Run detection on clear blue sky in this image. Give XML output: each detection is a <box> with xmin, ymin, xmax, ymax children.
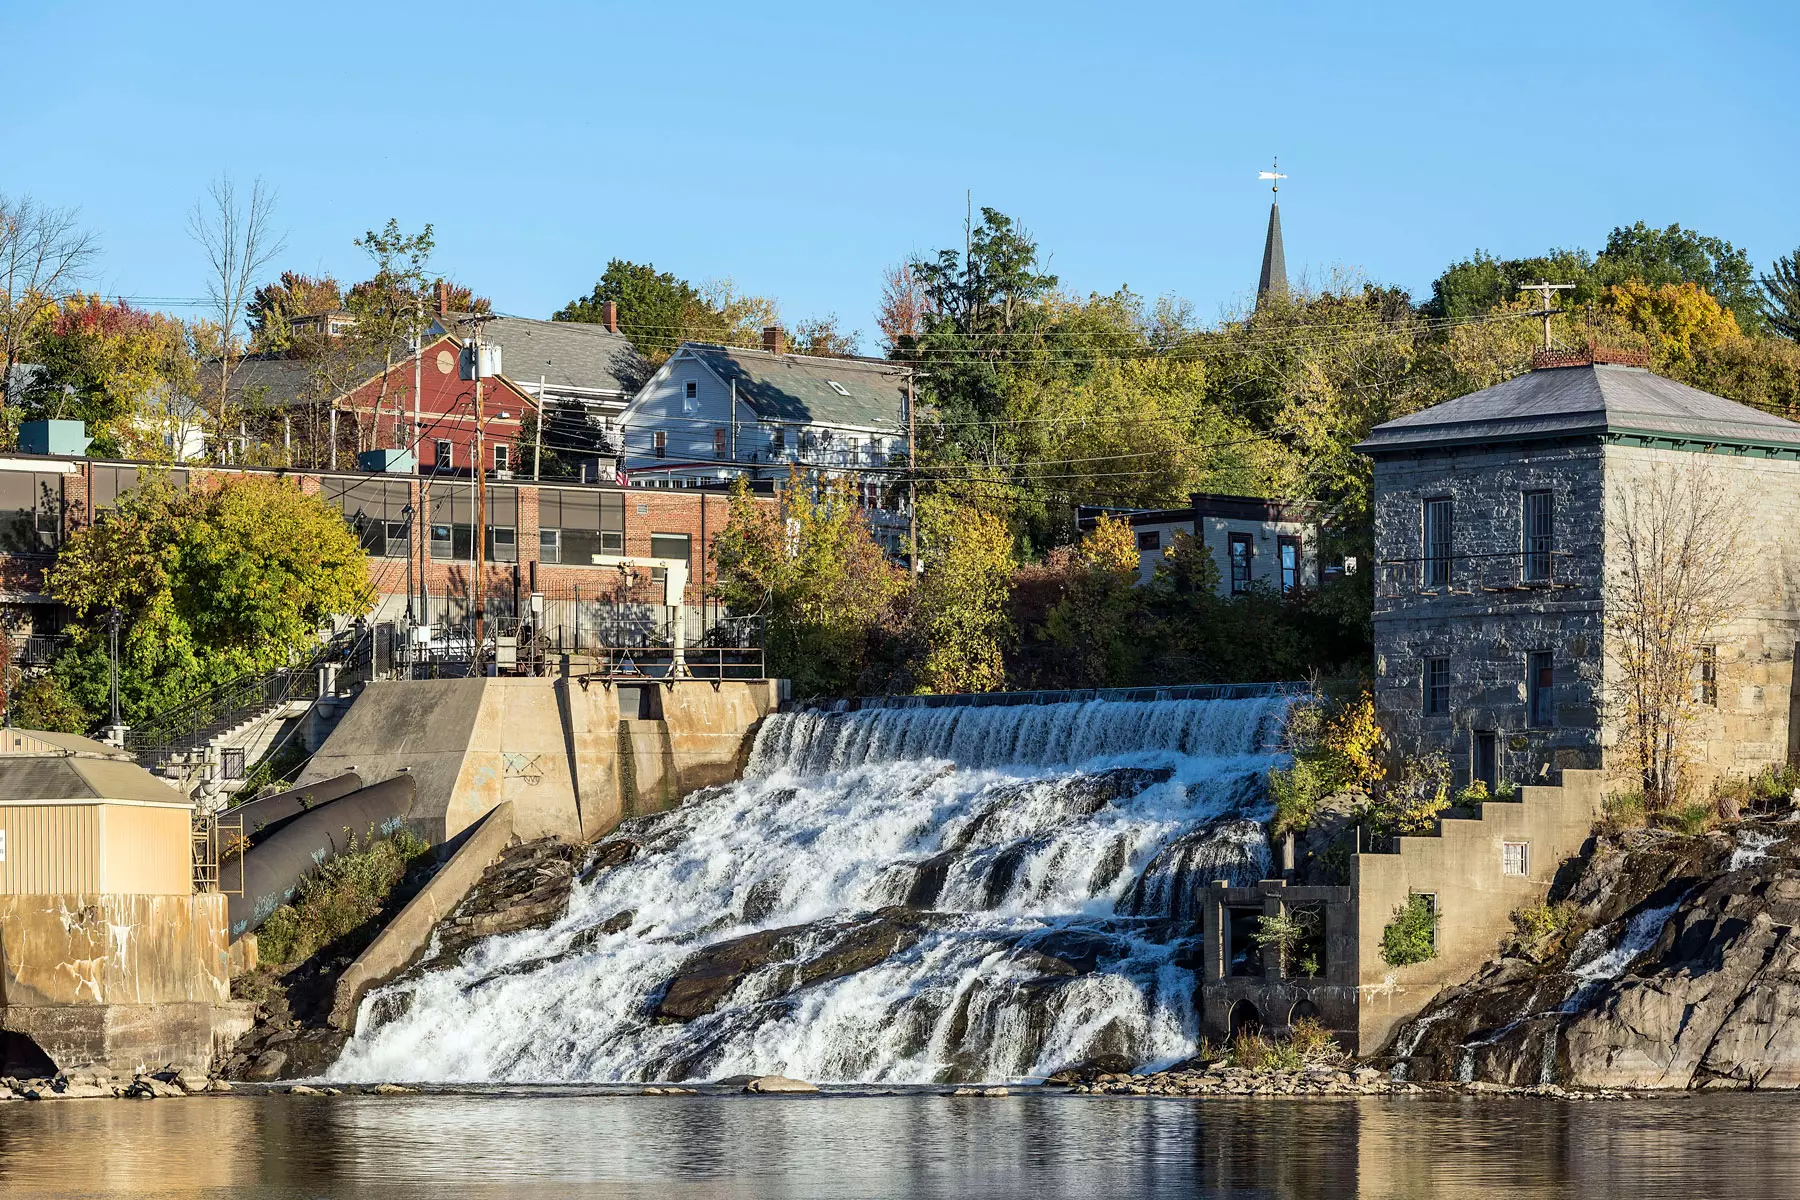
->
<box><xmin>7</xmin><ymin>1</ymin><xmax>1796</xmax><ymax>348</ymax></box>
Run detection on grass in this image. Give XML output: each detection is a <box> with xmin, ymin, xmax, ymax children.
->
<box><xmin>256</xmin><ymin>824</ymin><xmax>434</xmax><ymax>967</ymax></box>
<box><xmin>1229</xmin><ymin>1019</ymin><xmax>1344</xmax><ymax>1074</ymax></box>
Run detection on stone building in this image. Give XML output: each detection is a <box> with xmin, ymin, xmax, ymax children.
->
<box><xmin>1358</xmin><ymin>356</ymin><xmax>1800</xmax><ymax>794</ymax></box>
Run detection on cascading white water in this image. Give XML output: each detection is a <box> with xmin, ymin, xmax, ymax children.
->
<box><xmin>328</xmin><ymin>694</ymin><xmax>1292</xmax><ymax>1085</ymax></box>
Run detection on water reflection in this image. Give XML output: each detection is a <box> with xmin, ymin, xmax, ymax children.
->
<box><xmin>2</xmin><ymin>1091</ymin><xmax>1800</xmax><ymax>1198</ymax></box>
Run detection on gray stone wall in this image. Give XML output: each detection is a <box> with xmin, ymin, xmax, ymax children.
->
<box><xmin>1372</xmin><ymin>441</ymin><xmax>1606</xmax><ymax>788</ymax></box>
<box><xmin>1373</xmin><ymin>438</ymin><xmax>1800</xmax><ymax>795</ymax></box>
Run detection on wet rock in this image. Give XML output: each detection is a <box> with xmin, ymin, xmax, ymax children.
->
<box><xmin>744</xmin><ymin>1075</ymin><xmax>818</xmax><ymax>1093</ymax></box>
<box><xmin>245</xmin><ymin>1051</ymin><xmax>288</xmax><ymax>1082</ymax></box>
<box><xmin>655</xmin><ymin>910</ymin><xmax>931</xmax><ymax>1021</ymax></box>
<box><xmin>288</xmin><ymin>1085</ymin><xmax>324</xmax><ymax>1095</ymax></box>
<box><xmin>371</xmin><ymin>1083</ymin><xmax>418</xmax><ymax>1095</ymax></box>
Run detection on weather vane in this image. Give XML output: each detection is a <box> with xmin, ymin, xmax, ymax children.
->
<box><xmin>1258</xmin><ymin>158</ymin><xmax>1287</xmax><ymax>195</ymax></box>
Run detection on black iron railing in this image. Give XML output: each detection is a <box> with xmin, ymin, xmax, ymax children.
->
<box><xmin>1375</xmin><ymin>550</ymin><xmax>1578</xmax><ymax>599</ymax></box>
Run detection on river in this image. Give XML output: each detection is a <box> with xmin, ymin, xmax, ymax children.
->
<box><xmin>5</xmin><ymin>1090</ymin><xmax>1800</xmax><ymax>1198</ymax></box>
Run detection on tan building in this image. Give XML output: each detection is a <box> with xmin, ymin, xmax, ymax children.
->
<box><xmin>0</xmin><ymin>730</ymin><xmax>248</xmax><ymax>1077</ymax></box>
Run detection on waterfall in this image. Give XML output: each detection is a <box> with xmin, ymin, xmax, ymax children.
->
<box><xmin>328</xmin><ymin>693</ymin><xmax>1293</xmax><ymax>1085</ymax></box>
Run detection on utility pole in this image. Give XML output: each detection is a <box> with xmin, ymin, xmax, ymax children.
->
<box><xmin>1518</xmin><ymin>281</ymin><xmax>1576</xmax><ymax>353</ymax></box>
<box><xmin>471</xmin><ymin>316</ymin><xmax>489</xmax><ymax>669</ymax></box>
<box><xmin>906</xmin><ymin>371</ymin><xmax>917</xmax><ymax>572</ymax></box>
<box><xmin>534</xmin><ymin>374</ymin><xmax>545</xmax><ymax>482</ymax></box>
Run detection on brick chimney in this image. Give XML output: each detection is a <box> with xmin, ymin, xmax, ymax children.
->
<box><xmin>601</xmin><ymin>300</ymin><xmax>618</xmax><ymax>334</ymax></box>
<box><xmin>762</xmin><ymin>325</ymin><xmax>786</xmax><ymax>355</ymax></box>
<box><xmin>435</xmin><ymin>280</ymin><xmax>449</xmax><ymax>316</ymax></box>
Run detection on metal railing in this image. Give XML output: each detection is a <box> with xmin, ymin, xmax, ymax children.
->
<box><xmin>14</xmin><ymin>634</ymin><xmax>69</xmax><ymax>665</ymax></box>
<box><xmin>1375</xmin><ymin>550</ymin><xmax>1578</xmax><ymax>599</ymax></box>
<box><xmin>124</xmin><ymin>664</ymin><xmax>322</xmax><ymax>764</ymax></box>
<box><xmin>578</xmin><ymin>645</ymin><xmax>766</xmax><ymax>681</ymax></box>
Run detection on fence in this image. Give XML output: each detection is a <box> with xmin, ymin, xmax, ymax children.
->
<box><xmin>1375</xmin><ymin>550</ymin><xmax>1578</xmax><ymax>600</ymax></box>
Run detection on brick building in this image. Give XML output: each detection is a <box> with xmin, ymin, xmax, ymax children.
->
<box><xmin>0</xmin><ymin>451</ymin><xmax>762</xmax><ymax>662</ymax></box>
<box><xmin>1359</xmin><ymin>356</ymin><xmax>1800</xmax><ymax>794</ymax></box>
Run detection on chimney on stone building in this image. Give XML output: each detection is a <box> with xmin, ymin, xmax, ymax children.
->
<box><xmin>601</xmin><ymin>300</ymin><xmax>619</xmax><ymax>334</ymax></box>
<box><xmin>762</xmin><ymin>325</ymin><xmax>786</xmax><ymax>355</ymax></box>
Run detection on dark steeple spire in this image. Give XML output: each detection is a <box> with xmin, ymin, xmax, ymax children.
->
<box><xmin>1256</xmin><ymin>158</ymin><xmax>1288</xmax><ymax>306</ymax></box>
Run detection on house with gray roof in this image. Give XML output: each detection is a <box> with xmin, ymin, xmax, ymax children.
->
<box><xmin>614</xmin><ymin>327</ymin><xmax>914</xmax><ymax>544</ymax></box>
<box><xmin>432</xmin><ymin>311</ymin><xmax>642</xmax><ymax>417</ymax></box>
<box><xmin>1358</xmin><ymin>354</ymin><xmax>1800</xmax><ymax>799</ymax></box>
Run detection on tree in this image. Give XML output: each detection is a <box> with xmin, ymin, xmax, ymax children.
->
<box><xmin>0</xmin><ymin>194</ymin><xmax>99</xmax><ymax>423</ymax></box>
<box><xmin>711</xmin><ymin>473</ymin><xmax>904</xmax><ymax>696</ymax></box>
<box><xmin>907</xmin><ymin>495</ymin><xmax>1015</xmax><ymax>694</ymax></box>
<box><xmin>788</xmin><ymin>315</ymin><xmax>859</xmax><ymax>358</ymax></box>
<box><xmin>1605</xmin><ymin>460</ymin><xmax>1749</xmax><ymax>806</ymax></box>
<box><xmin>20</xmin><ymin>295</ymin><xmax>199</xmax><ymax>458</ymax></box>
<box><xmin>555</xmin><ymin>259</ymin><xmax>703</xmax><ymax>359</ymax></box>
<box><xmin>345</xmin><ymin>219</ymin><xmax>436</xmax><ymax>451</ymax></box>
<box><xmin>45</xmin><ymin>473</ymin><xmax>369</xmax><ymax>723</ymax></box>
<box><xmin>247</xmin><ymin>271</ymin><xmax>344</xmax><ymax>353</ymax></box>
<box><xmin>1600</xmin><ymin>222</ymin><xmax>1761</xmax><ymax>334</ymax></box>
<box><xmin>877</xmin><ymin>262</ymin><xmax>930</xmax><ymax>351</ymax></box>
<box><xmin>188</xmin><ymin>175</ymin><xmax>285</xmax><ymax>452</ymax></box>
<box><xmin>1037</xmin><ymin>514</ymin><xmax>1142</xmax><ymax>688</ymax></box>
<box><xmin>1601</xmin><ymin>280</ymin><xmax>1741</xmax><ymax>366</ymax></box>
<box><xmin>1761</xmin><ymin>248</ymin><xmax>1800</xmax><ymax>342</ymax></box>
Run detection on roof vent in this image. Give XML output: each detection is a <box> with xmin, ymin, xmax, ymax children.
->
<box><xmin>826</xmin><ymin>380</ymin><xmax>851</xmax><ymax>397</ymax></box>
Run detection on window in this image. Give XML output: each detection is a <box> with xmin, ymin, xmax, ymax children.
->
<box><xmin>493</xmin><ymin>444</ymin><xmax>509</xmax><ymax>473</ymax></box>
<box><xmin>602</xmin><ymin>530</ymin><xmax>624</xmax><ymax>553</ymax></box>
<box><xmin>1528</xmin><ymin>651</ymin><xmax>1554</xmax><ymax>727</ymax></box>
<box><xmin>770</xmin><ymin>427</ymin><xmax>786</xmax><ymax>455</ymax></box>
<box><xmin>1696</xmin><ymin>644</ymin><xmax>1718</xmax><ymax>705</ymax></box>
<box><xmin>1425</xmin><ymin>657</ymin><xmax>1450</xmax><ymax>714</ymax></box>
<box><xmin>486</xmin><ymin>526</ymin><xmax>516</xmax><ymax>563</ymax></box>
<box><xmin>1423</xmin><ymin>497</ymin><xmax>1452</xmax><ymax>587</ymax></box>
<box><xmin>826</xmin><ymin>380</ymin><xmax>851</xmax><ymax>397</ymax></box>
<box><xmin>683</xmin><ymin>380</ymin><xmax>699</xmax><ymax>413</ymax></box>
<box><xmin>539</xmin><ymin>528</ymin><xmax>560</xmax><ymax>564</ymax></box>
<box><xmin>432</xmin><ymin>523</ymin><xmax>472</xmax><ymax>560</ymax></box>
<box><xmin>1278</xmin><ymin>535</ymin><xmax>1301</xmax><ymax>594</ymax></box>
<box><xmin>1476</xmin><ymin>731</ymin><xmax>1498</xmax><ymax>794</ymax></box>
<box><xmin>650</xmin><ymin>533</ymin><xmax>691</xmax><ymax>564</ymax></box>
<box><xmin>434</xmin><ymin>440</ymin><xmax>453</xmax><ymax>470</ymax></box>
<box><xmin>714</xmin><ymin>429</ymin><xmax>728</xmax><ymax>459</ymax></box>
<box><xmin>1137</xmin><ymin>530</ymin><xmax>1161</xmax><ymax>551</ymax></box>
<box><xmin>1229</xmin><ymin>533</ymin><xmax>1253</xmax><ymax>594</ymax></box>
<box><xmin>653</xmin><ymin>430</ymin><xmax>667</xmax><ymax>458</ymax></box>
<box><xmin>1227</xmin><ymin>908</ymin><xmax>1262</xmax><ymax>976</ymax></box>
<box><xmin>538</xmin><ymin>487</ymin><xmax>626</xmax><ymax>567</ymax></box>
<box><xmin>1502</xmin><ymin>842</ymin><xmax>1530</xmax><ymax>877</ymax></box>
<box><xmin>1523</xmin><ymin>490</ymin><xmax>1553</xmax><ymax>583</ymax></box>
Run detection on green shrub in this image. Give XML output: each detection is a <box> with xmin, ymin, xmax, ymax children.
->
<box><xmin>256</xmin><ymin>824</ymin><xmax>433</xmax><ymax>966</ymax></box>
<box><xmin>1287</xmin><ymin>1017</ymin><xmax>1344</xmax><ymax>1064</ymax></box>
<box><xmin>1380</xmin><ymin>894</ymin><xmax>1438</xmax><ymax>967</ymax></box>
<box><xmin>1453</xmin><ymin>779</ymin><xmax>1490</xmax><ymax>809</ymax></box>
<box><xmin>1666</xmin><ymin>801</ymin><xmax>1715</xmax><ymax>836</ymax></box>
<box><xmin>1231</xmin><ymin>1031</ymin><xmax>1302</xmax><ymax>1073</ymax></box>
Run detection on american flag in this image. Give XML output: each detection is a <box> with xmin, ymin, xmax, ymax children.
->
<box><xmin>615</xmin><ymin>467</ymin><xmax>630</xmax><ymax>488</ymax></box>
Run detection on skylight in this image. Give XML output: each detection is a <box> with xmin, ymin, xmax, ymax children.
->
<box><xmin>826</xmin><ymin>380</ymin><xmax>851</xmax><ymax>397</ymax></box>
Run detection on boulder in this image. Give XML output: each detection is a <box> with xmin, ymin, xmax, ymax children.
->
<box><xmin>744</xmin><ymin>1075</ymin><xmax>818</xmax><ymax>1093</ymax></box>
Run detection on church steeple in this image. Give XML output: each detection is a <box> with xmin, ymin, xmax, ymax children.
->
<box><xmin>1256</xmin><ymin>159</ymin><xmax>1288</xmax><ymax>306</ymax></box>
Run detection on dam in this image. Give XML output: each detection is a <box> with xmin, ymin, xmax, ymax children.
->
<box><xmin>325</xmin><ymin>690</ymin><xmax>1294</xmax><ymax>1084</ymax></box>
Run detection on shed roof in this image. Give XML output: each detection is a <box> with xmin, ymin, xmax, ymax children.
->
<box><xmin>682</xmin><ymin>344</ymin><xmax>910</xmax><ymax>430</ymax></box>
<box><xmin>0</xmin><ymin>730</ymin><xmax>188</xmax><ymax>805</ymax></box>
<box><xmin>1357</xmin><ymin>363</ymin><xmax>1800</xmax><ymax>455</ymax></box>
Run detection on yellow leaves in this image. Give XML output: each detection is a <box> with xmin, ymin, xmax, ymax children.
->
<box><xmin>1602</xmin><ymin>280</ymin><xmax>1741</xmax><ymax>365</ymax></box>
<box><xmin>913</xmin><ymin>495</ymin><xmax>1016</xmax><ymax>694</ymax></box>
<box><xmin>1072</xmin><ymin>513</ymin><xmax>1139</xmax><ymax>576</ymax></box>
<box><xmin>1320</xmin><ymin>692</ymin><xmax>1384</xmax><ymax>787</ymax></box>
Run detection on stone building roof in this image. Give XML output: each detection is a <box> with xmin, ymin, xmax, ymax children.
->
<box><xmin>1357</xmin><ymin>363</ymin><xmax>1800</xmax><ymax>456</ymax></box>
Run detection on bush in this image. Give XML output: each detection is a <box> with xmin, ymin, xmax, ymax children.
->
<box><xmin>1454</xmin><ymin>779</ymin><xmax>1490</xmax><ymax>809</ymax></box>
<box><xmin>1231</xmin><ymin>1031</ymin><xmax>1302</xmax><ymax>1073</ymax></box>
<box><xmin>1507</xmin><ymin>901</ymin><xmax>1577</xmax><ymax>962</ymax></box>
<box><xmin>1380</xmin><ymin>894</ymin><xmax>1438</xmax><ymax>967</ymax></box>
<box><xmin>1364</xmin><ymin>752</ymin><xmax>1450</xmax><ymax>842</ymax></box>
<box><xmin>1267</xmin><ymin>691</ymin><xmax>1384</xmax><ymax>835</ymax></box>
<box><xmin>1286</xmin><ymin>1017</ymin><xmax>1344</xmax><ymax>1064</ymax></box>
<box><xmin>256</xmin><ymin>824</ymin><xmax>433</xmax><ymax>966</ymax></box>
<box><xmin>1665</xmin><ymin>801</ymin><xmax>1715</xmax><ymax>836</ymax></box>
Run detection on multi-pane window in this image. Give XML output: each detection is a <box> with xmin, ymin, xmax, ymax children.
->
<box><xmin>1425</xmin><ymin>657</ymin><xmax>1450</xmax><ymax>714</ymax></box>
<box><xmin>539</xmin><ymin>528</ymin><xmax>560</xmax><ymax>564</ymax></box>
<box><xmin>1528</xmin><ymin>651</ymin><xmax>1554</xmax><ymax>727</ymax></box>
<box><xmin>653</xmin><ymin>430</ymin><xmax>667</xmax><ymax>458</ymax></box>
<box><xmin>1229</xmin><ymin>533</ymin><xmax>1253</xmax><ymax>594</ymax></box>
<box><xmin>1696</xmin><ymin>644</ymin><xmax>1718</xmax><ymax>705</ymax></box>
<box><xmin>683</xmin><ymin>380</ymin><xmax>699</xmax><ymax>413</ymax></box>
<box><xmin>428</xmin><ymin>483</ymin><xmax>515</xmax><ymax>562</ymax></box>
<box><xmin>493</xmin><ymin>445</ymin><xmax>509</xmax><ymax>473</ymax></box>
<box><xmin>714</xmin><ymin>429</ymin><xmax>728</xmax><ymax>458</ymax></box>
<box><xmin>1523</xmin><ymin>490</ymin><xmax>1554</xmax><ymax>583</ymax></box>
<box><xmin>770</xmin><ymin>427</ymin><xmax>786</xmax><ymax>455</ymax></box>
<box><xmin>1278</xmin><ymin>535</ymin><xmax>1301</xmax><ymax>594</ymax></box>
<box><xmin>434</xmin><ymin>440</ymin><xmax>453</xmax><ymax>470</ymax></box>
<box><xmin>538</xmin><ymin>487</ymin><xmax>626</xmax><ymax>566</ymax></box>
<box><xmin>1423</xmin><ymin>497</ymin><xmax>1452</xmax><ymax>587</ymax></box>
<box><xmin>1502</xmin><ymin>842</ymin><xmax>1530</xmax><ymax>877</ymax></box>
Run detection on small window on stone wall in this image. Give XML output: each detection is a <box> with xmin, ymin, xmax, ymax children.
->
<box><xmin>1425</xmin><ymin>657</ymin><xmax>1450</xmax><ymax>714</ymax></box>
<box><xmin>1695</xmin><ymin>645</ymin><xmax>1718</xmax><ymax>706</ymax></box>
<box><xmin>1502</xmin><ymin>842</ymin><xmax>1529</xmax><ymax>877</ymax></box>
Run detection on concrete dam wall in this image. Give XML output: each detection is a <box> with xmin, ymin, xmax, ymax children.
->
<box><xmin>293</xmin><ymin>675</ymin><xmax>786</xmax><ymax>845</ymax></box>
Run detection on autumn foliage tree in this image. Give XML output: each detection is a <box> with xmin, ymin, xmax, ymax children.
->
<box><xmin>42</xmin><ymin>474</ymin><xmax>368</xmax><ymax>724</ymax></box>
<box><xmin>905</xmin><ymin>495</ymin><xmax>1016</xmax><ymax>694</ymax></box>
